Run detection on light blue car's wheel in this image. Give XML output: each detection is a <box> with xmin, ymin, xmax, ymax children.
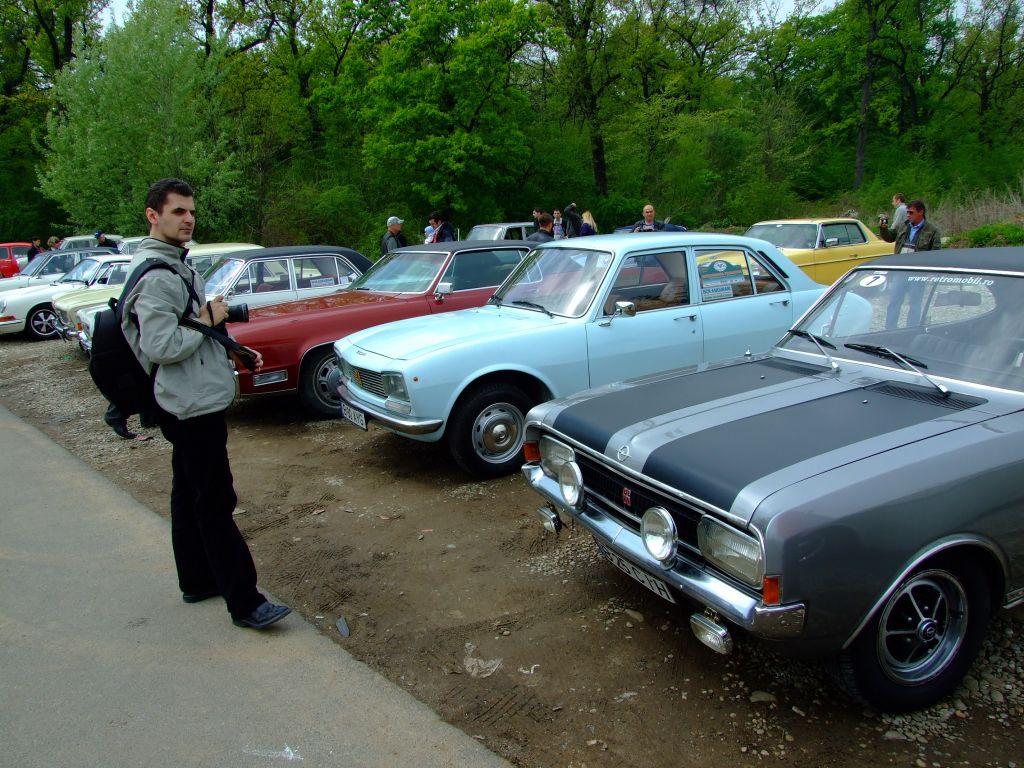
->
<box><xmin>447</xmin><ymin>382</ymin><xmax>532</xmax><ymax>479</ymax></box>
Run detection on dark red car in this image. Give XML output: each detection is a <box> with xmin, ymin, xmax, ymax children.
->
<box><xmin>0</xmin><ymin>242</ymin><xmax>32</xmax><ymax>278</ymax></box>
<box><xmin>231</xmin><ymin>241</ymin><xmax>532</xmax><ymax>417</ymax></box>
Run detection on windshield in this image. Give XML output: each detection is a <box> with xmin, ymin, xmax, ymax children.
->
<box><xmin>745</xmin><ymin>223</ymin><xmax>818</xmax><ymax>250</ymax></box>
<box><xmin>96</xmin><ymin>261</ymin><xmax>130</xmax><ymax>286</ymax></box>
<box><xmin>204</xmin><ymin>258</ymin><xmax>246</xmax><ymax>296</ymax></box>
<box><xmin>19</xmin><ymin>254</ymin><xmax>49</xmax><ymax>276</ymax></box>
<box><xmin>781</xmin><ymin>267</ymin><xmax>1024</xmax><ymax>392</ymax></box>
<box><xmin>59</xmin><ymin>257</ymin><xmax>103</xmax><ymax>283</ymax></box>
<box><xmin>349</xmin><ymin>251</ymin><xmax>448</xmax><ymax>292</ymax></box>
<box><xmin>466</xmin><ymin>225</ymin><xmax>502</xmax><ymax>240</ymax></box>
<box><xmin>495</xmin><ymin>247</ymin><xmax>613</xmax><ymax>318</ymax></box>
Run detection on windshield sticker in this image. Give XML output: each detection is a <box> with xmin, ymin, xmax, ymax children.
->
<box><xmin>907</xmin><ymin>275</ymin><xmax>995</xmax><ymax>286</ymax></box>
<box><xmin>702</xmin><ymin>284</ymin><xmax>734</xmax><ymax>300</ymax></box>
<box><xmin>859</xmin><ymin>274</ymin><xmax>887</xmax><ymax>288</ymax></box>
<box><xmin>308</xmin><ymin>277</ymin><xmax>336</xmax><ymax>288</ymax></box>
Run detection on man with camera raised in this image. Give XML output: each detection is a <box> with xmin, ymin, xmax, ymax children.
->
<box><xmin>121</xmin><ymin>178</ymin><xmax>291</xmax><ymax>631</ymax></box>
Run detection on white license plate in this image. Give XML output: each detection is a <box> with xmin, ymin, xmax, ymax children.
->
<box><xmin>597</xmin><ymin>541</ymin><xmax>676</xmax><ymax>603</ymax></box>
<box><xmin>341</xmin><ymin>402</ymin><xmax>367</xmax><ymax>430</ymax></box>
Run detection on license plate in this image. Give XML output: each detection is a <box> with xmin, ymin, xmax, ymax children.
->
<box><xmin>596</xmin><ymin>541</ymin><xmax>676</xmax><ymax>603</ymax></box>
<box><xmin>341</xmin><ymin>402</ymin><xmax>367</xmax><ymax>431</ymax></box>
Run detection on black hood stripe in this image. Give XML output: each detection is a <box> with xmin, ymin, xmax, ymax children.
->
<box><xmin>551</xmin><ymin>358</ymin><xmax>818</xmax><ymax>448</ymax></box>
<box><xmin>643</xmin><ymin>386</ymin><xmax>967</xmax><ymax>512</ymax></box>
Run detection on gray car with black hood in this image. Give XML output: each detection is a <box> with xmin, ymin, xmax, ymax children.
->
<box><xmin>522</xmin><ymin>246</ymin><xmax>1024</xmax><ymax>712</ymax></box>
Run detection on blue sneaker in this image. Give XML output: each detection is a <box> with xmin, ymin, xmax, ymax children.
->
<box><xmin>232</xmin><ymin>601</ymin><xmax>292</xmax><ymax>629</ymax></box>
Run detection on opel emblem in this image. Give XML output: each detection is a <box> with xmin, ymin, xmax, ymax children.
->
<box><xmin>622</xmin><ymin>487</ymin><xmax>632</xmax><ymax>507</ymax></box>
<box><xmin>617</xmin><ymin>445</ymin><xmax>630</xmax><ymax>462</ymax></box>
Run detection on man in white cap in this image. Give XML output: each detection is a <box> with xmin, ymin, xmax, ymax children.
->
<box><xmin>381</xmin><ymin>215</ymin><xmax>407</xmax><ymax>256</ymax></box>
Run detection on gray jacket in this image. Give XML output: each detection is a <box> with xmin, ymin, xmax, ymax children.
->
<box><xmin>121</xmin><ymin>238</ymin><xmax>237</xmax><ymax>419</ymax></box>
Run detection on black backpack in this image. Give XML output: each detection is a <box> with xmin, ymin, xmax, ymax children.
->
<box><xmin>88</xmin><ymin>259</ymin><xmax>183</xmax><ymax>416</ymax></box>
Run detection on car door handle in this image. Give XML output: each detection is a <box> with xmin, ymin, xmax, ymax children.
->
<box><xmin>770</xmin><ymin>299</ymin><xmax>790</xmax><ymax>307</ymax></box>
<box><xmin>674</xmin><ymin>313</ymin><xmax>698</xmax><ymax>321</ymax></box>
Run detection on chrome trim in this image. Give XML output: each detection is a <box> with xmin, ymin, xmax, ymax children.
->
<box><xmin>841</xmin><ymin>535</ymin><xmax>1011</xmax><ymax>650</ymax></box>
<box><xmin>338</xmin><ymin>379</ymin><xmax>443</xmax><ymax>435</ymax></box>
<box><xmin>523</xmin><ymin>464</ymin><xmax>806</xmax><ymax>638</ymax></box>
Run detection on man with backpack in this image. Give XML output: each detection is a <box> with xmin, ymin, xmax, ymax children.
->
<box><xmin>119</xmin><ymin>178</ymin><xmax>290</xmax><ymax>631</ymax></box>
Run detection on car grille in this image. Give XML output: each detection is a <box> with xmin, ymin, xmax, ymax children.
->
<box><xmin>576</xmin><ymin>452</ymin><xmax>705</xmax><ymax>559</ymax></box>
<box><xmin>351</xmin><ymin>366</ymin><xmax>386</xmax><ymax>398</ymax></box>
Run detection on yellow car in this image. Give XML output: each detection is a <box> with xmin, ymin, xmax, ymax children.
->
<box><xmin>744</xmin><ymin>218</ymin><xmax>893</xmax><ymax>284</ymax></box>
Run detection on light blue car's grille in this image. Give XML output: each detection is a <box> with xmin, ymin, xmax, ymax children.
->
<box><xmin>352</xmin><ymin>367</ymin><xmax>386</xmax><ymax>398</ymax></box>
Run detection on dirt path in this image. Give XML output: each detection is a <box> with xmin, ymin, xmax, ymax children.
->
<box><xmin>3</xmin><ymin>335</ymin><xmax>1021</xmax><ymax>767</ymax></box>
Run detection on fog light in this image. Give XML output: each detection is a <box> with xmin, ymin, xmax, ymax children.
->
<box><xmin>558</xmin><ymin>461</ymin><xmax>582</xmax><ymax>507</ymax></box>
<box><xmin>641</xmin><ymin>506</ymin><xmax>677</xmax><ymax>562</ymax></box>
<box><xmin>690</xmin><ymin>612</ymin><xmax>734</xmax><ymax>654</ymax></box>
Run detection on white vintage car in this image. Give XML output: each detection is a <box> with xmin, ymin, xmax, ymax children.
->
<box><xmin>0</xmin><ymin>253</ymin><xmax>130</xmax><ymax>339</ymax></box>
<box><xmin>335</xmin><ymin>232</ymin><xmax>827</xmax><ymax>477</ymax></box>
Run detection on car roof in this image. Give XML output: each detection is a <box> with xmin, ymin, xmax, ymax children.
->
<box><xmin>750</xmin><ymin>219</ymin><xmax>861</xmax><ymax>226</ymax></box>
<box><xmin>51</xmin><ymin>247</ymin><xmax>119</xmax><ymax>257</ymax></box>
<box><xmin>533</xmin><ymin>231</ymin><xmax>787</xmax><ymax>251</ymax></box>
<box><xmin>394</xmin><ymin>240</ymin><xmax>534</xmax><ymax>253</ymax></box>
<box><xmin>469</xmin><ymin>222</ymin><xmax>534</xmax><ymax>228</ymax></box>
<box><xmin>1</xmin><ymin>242</ymin><xmax>32</xmax><ymax>247</ymax></box>
<box><xmin>186</xmin><ymin>242</ymin><xmax>262</xmax><ymax>255</ymax></box>
<box><xmin>861</xmin><ymin>246</ymin><xmax>1024</xmax><ymax>274</ymax></box>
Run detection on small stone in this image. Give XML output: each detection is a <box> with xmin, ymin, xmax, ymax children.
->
<box><xmin>962</xmin><ymin>675</ymin><xmax>980</xmax><ymax>693</ymax></box>
<box><xmin>882</xmin><ymin>730</ymin><xmax>904</xmax><ymax>740</ymax></box>
<box><xmin>750</xmin><ymin>690</ymin><xmax>777</xmax><ymax>704</ymax></box>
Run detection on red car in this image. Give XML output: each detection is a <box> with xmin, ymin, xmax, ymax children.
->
<box><xmin>231</xmin><ymin>241</ymin><xmax>532</xmax><ymax>417</ymax></box>
<box><xmin>0</xmin><ymin>242</ymin><xmax>32</xmax><ymax>278</ymax></box>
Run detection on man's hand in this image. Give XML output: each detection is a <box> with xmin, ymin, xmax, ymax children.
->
<box><xmin>230</xmin><ymin>345</ymin><xmax>263</xmax><ymax>372</ymax></box>
<box><xmin>200</xmin><ymin>295</ymin><xmax>230</xmax><ymax>326</ymax></box>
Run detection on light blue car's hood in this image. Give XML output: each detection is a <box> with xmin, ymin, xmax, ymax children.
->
<box><xmin>345</xmin><ymin>306</ymin><xmax>564</xmax><ymax>361</ymax></box>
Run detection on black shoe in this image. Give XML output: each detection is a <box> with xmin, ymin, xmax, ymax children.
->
<box><xmin>232</xmin><ymin>602</ymin><xmax>292</xmax><ymax>629</ymax></box>
<box><xmin>140</xmin><ymin>413</ymin><xmax>160</xmax><ymax>429</ymax></box>
<box><xmin>182</xmin><ymin>590</ymin><xmax>220</xmax><ymax>604</ymax></box>
<box><xmin>108</xmin><ymin>421</ymin><xmax>136</xmax><ymax>440</ymax></box>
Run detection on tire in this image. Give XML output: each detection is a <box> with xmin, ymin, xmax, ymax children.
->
<box><xmin>835</xmin><ymin>555</ymin><xmax>991</xmax><ymax>712</ymax></box>
<box><xmin>446</xmin><ymin>382</ymin><xmax>533</xmax><ymax>479</ymax></box>
<box><xmin>26</xmin><ymin>304</ymin><xmax>60</xmax><ymax>340</ymax></box>
<box><xmin>297</xmin><ymin>347</ymin><xmax>341</xmax><ymax>418</ymax></box>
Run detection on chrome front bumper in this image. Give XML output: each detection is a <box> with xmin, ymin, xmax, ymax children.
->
<box><xmin>523</xmin><ymin>463</ymin><xmax>806</xmax><ymax>640</ymax></box>
<box><xmin>337</xmin><ymin>378</ymin><xmax>444</xmax><ymax>436</ymax></box>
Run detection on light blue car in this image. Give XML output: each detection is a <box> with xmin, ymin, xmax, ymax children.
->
<box><xmin>335</xmin><ymin>232</ymin><xmax>827</xmax><ymax>478</ymax></box>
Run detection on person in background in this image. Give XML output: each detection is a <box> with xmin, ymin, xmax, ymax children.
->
<box><xmin>531</xmin><ymin>206</ymin><xmax>543</xmax><ymax>233</ymax></box>
<box><xmin>121</xmin><ymin>177</ymin><xmax>291</xmax><ymax>631</ymax></box>
<box><xmin>631</xmin><ymin>204</ymin><xmax>664</xmax><ymax>232</ymax></box>
<box><xmin>527</xmin><ymin>213</ymin><xmax>554</xmax><ymax>242</ymax></box>
<box><xmin>46</xmin><ymin>236</ymin><xmax>60</xmax><ymax>250</ymax></box>
<box><xmin>95</xmin><ymin>231</ymin><xmax>118</xmax><ymax>250</ymax></box>
<box><xmin>26</xmin><ymin>236</ymin><xmax>43</xmax><ymax>261</ymax></box>
<box><xmin>552</xmin><ymin>210</ymin><xmax>566</xmax><ymax>240</ymax></box>
<box><xmin>563</xmin><ymin>203</ymin><xmax>582</xmax><ymax>238</ymax></box>
<box><xmin>580</xmin><ymin>210</ymin><xmax>599</xmax><ymax>236</ymax></box>
<box><xmin>879</xmin><ymin>199</ymin><xmax>942</xmax><ymax>328</ymax></box>
<box><xmin>380</xmin><ymin>216</ymin><xmax>407</xmax><ymax>256</ymax></box>
<box><xmin>888</xmin><ymin>193</ymin><xmax>908</xmax><ymax>232</ymax></box>
<box><xmin>428</xmin><ymin>211</ymin><xmax>455</xmax><ymax>242</ymax></box>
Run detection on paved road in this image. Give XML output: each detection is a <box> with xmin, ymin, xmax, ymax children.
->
<box><xmin>0</xmin><ymin>403</ymin><xmax>511</xmax><ymax>767</ymax></box>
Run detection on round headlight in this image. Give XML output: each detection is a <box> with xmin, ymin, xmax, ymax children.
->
<box><xmin>641</xmin><ymin>507</ymin><xmax>677</xmax><ymax>562</ymax></box>
<box><xmin>558</xmin><ymin>461</ymin><xmax>582</xmax><ymax>507</ymax></box>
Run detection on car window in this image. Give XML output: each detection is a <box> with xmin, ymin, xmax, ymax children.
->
<box><xmin>696</xmin><ymin>248</ymin><xmax>782</xmax><ymax>301</ymax></box>
<box><xmin>745</xmin><ymin>223</ymin><xmax>817</xmax><ymax>250</ymax></box>
<box><xmin>441</xmin><ymin>249</ymin><xmax>523</xmax><ymax>290</ymax></box>
<box><xmin>351</xmin><ymin>251</ymin><xmax>448</xmax><ymax>292</ymax></box>
<box><xmin>237</xmin><ymin>258</ymin><xmax>291</xmax><ymax>295</ymax></box>
<box><xmin>822</xmin><ymin>223</ymin><xmax>851</xmax><ymax>245</ymax></box>
<box><xmin>498</xmin><ymin>247</ymin><xmax>613</xmax><ymax>318</ymax></box>
<box><xmin>13</xmin><ymin>246</ymin><xmax>29</xmax><ymax>256</ymax></box>
<box><xmin>40</xmin><ymin>252</ymin><xmax>79</xmax><ymax>275</ymax></box>
<box><xmin>294</xmin><ymin>256</ymin><xmax>343</xmax><ymax>290</ymax></box>
<box><xmin>843</xmin><ymin>222</ymin><xmax>867</xmax><ymax>245</ymax></box>
<box><xmin>605</xmin><ymin>253</ymin><xmax>687</xmax><ymax>314</ymax></box>
<box><xmin>104</xmin><ymin>262</ymin><xmax>131</xmax><ymax>286</ymax></box>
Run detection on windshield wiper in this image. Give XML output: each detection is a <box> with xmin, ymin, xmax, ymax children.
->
<box><xmin>487</xmin><ymin>295</ymin><xmax>503</xmax><ymax>307</ymax></box>
<box><xmin>511</xmin><ymin>300</ymin><xmax>553</xmax><ymax>317</ymax></box>
<box><xmin>788</xmin><ymin>329</ymin><xmax>839</xmax><ymax>370</ymax></box>
<box><xmin>844</xmin><ymin>343</ymin><xmax>949</xmax><ymax>397</ymax></box>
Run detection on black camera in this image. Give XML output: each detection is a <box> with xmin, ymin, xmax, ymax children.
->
<box><xmin>879</xmin><ymin>214</ymin><xmax>889</xmax><ymax>227</ymax></box>
<box><xmin>226</xmin><ymin>303</ymin><xmax>249</xmax><ymax>323</ymax></box>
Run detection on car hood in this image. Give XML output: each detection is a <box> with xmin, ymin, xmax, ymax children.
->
<box><xmin>0</xmin><ymin>276</ymin><xmax>59</xmax><ymax>295</ymax></box>
<box><xmin>345</xmin><ymin>306</ymin><xmax>560</xmax><ymax>360</ymax></box>
<box><xmin>54</xmin><ymin>286</ymin><xmax>119</xmax><ymax>311</ymax></box>
<box><xmin>536</xmin><ymin>356</ymin><xmax>1010</xmax><ymax>523</ymax></box>
<box><xmin>3</xmin><ymin>280</ymin><xmax>73</xmax><ymax>303</ymax></box>
<box><xmin>251</xmin><ymin>289</ymin><xmax>405</xmax><ymax>319</ymax></box>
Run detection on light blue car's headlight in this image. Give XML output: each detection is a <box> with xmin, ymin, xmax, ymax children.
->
<box><xmin>382</xmin><ymin>372</ymin><xmax>408</xmax><ymax>401</ymax></box>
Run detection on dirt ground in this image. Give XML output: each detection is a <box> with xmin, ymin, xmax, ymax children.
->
<box><xmin>2</xmin><ymin>334</ymin><xmax>1022</xmax><ymax>768</ymax></box>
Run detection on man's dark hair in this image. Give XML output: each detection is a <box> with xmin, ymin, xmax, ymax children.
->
<box><xmin>894</xmin><ymin>193</ymin><xmax>906</xmax><ymax>203</ymax></box>
<box><xmin>146</xmin><ymin>178</ymin><xmax>194</xmax><ymax>214</ymax></box>
<box><xmin>909</xmin><ymin>199</ymin><xmax>927</xmax><ymax>215</ymax></box>
<box><xmin>537</xmin><ymin>212</ymin><xmax>553</xmax><ymax>227</ymax></box>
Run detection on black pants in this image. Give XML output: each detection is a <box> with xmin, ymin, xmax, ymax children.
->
<box><xmin>158</xmin><ymin>409</ymin><xmax>264</xmax><ymax>620</ymax></box>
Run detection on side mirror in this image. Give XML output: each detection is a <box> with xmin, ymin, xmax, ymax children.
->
<box><xmin>614</xmin><ymin>300</ymin><xmax>637</xmax><ymax>318</ymax></box>
<box><xmin>824</xmin><ymin>237</ymin><xmax>839</xmax><ymax>248</ymax></box>
<box><xmin>434</xmin><ymin>281</ymin><xmax>453</xmax><ymax>299</ymax></box>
